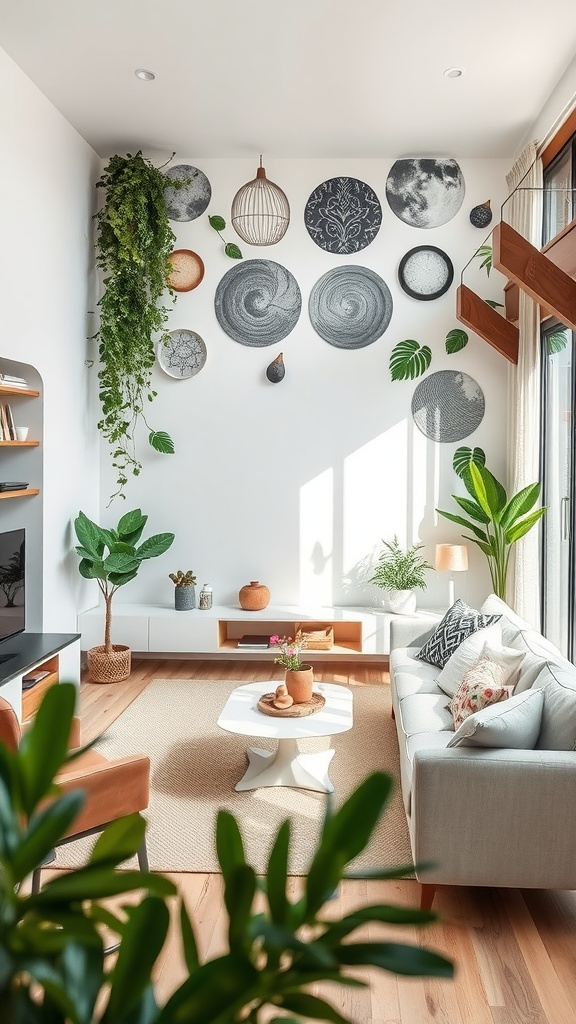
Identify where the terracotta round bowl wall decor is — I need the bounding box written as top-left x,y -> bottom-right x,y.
166,249 -> 205,292
239,581 -> 270,610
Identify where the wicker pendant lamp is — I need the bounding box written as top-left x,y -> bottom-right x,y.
231,156 -> 290,245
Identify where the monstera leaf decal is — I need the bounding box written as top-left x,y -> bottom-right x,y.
453,445 -> 486,478
389,340 -> 432,382
546,330 -> 568,355
445,329 -> 468,354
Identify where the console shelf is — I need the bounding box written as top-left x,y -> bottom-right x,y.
0,441 -> 39,447
0,489 -> 40,499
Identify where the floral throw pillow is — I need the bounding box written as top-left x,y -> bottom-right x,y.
449,656 -> 510,728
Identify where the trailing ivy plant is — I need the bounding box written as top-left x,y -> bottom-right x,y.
94,152 -> 179,502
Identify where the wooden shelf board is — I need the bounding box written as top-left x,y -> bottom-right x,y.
22,668 -> 59,719
218,639 -> 362,655
457,284 -> 519,363
0,488 -> 39,499
0,386 -> 39,398
0,440 -> 39,447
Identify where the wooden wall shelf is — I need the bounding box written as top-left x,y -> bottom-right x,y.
0,441 -> 39,447
0,386 -> 39,398
0,489 -> 40,499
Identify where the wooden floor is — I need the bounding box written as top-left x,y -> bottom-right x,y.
74,658 -> 576,1024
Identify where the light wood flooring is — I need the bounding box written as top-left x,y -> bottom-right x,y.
71,659 -> 576,1024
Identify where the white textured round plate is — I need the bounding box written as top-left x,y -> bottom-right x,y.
157,330 -> 207,379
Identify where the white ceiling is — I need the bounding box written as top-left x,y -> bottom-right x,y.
2,0 -> 576,160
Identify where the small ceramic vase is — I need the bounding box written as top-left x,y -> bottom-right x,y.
239,580 -> 270,610
285,665 -> 314,704
175,586 -> 196,611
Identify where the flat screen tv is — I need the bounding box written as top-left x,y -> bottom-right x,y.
0,529 -> 25,642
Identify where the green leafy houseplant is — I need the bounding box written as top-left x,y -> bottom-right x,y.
74,508 -> 174,655
369,536 -> 433,592
168,570 -> 197,588
0,684 -> 452,1022
94,152 -> 180,503
436,462 -> 548,599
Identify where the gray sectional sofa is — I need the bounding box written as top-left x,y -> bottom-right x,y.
389,594 -> 576,905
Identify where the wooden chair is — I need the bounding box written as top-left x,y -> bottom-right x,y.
0,695 -> 151,893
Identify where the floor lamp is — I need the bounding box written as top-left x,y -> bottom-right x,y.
435,544 -> 468,606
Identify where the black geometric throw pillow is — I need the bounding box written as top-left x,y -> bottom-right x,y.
417,599 -> 502,668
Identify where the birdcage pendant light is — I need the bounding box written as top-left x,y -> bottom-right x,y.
231,156 -> 290,245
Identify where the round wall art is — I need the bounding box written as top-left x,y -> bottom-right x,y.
411,370 -> 485,442
164,164 -> 212,222
166,249 -> 205,292
214,259 -> 302,347
157,330 -> 207,379
385,158 -> 465,228
309,266 -> 393,349
398,246 -> 454,300
304,176 -> 382,254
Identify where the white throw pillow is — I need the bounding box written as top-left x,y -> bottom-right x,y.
513,651 -> 548,693
480,594 -> 534,645
447,688 -> 544,749
437,624 -> 503,697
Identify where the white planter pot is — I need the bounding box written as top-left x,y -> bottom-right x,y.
381,589 -> 417,615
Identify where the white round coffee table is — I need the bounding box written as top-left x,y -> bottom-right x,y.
217,681 -> 353,793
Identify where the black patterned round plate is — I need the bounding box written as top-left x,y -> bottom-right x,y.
305,176 -> 382,254
309,266 -> 393,348
157,330 -> 207,379
398,246 -> 454,300
214,260 -> 302,347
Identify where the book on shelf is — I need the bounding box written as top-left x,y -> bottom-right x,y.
0,405 -> 10,441
237,634 -> 272,649
0,375 -> 28,387
4,405 -> 16,440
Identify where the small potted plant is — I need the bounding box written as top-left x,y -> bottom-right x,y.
369,535 -> 432,614
269,634 -> 313,703
169,569 -> 197,610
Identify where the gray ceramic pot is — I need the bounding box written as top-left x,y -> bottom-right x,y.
174,586 -> 196,611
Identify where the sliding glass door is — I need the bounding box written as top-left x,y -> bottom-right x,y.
541,323 -> 574,658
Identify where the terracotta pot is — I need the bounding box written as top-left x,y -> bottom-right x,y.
239,580 -> 270,611
87,644 -> 131,684
285,665 -> 314,704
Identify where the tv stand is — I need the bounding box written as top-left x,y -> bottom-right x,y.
0,632 -> 81,723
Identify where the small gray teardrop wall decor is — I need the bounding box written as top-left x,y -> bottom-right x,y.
266,352 -> 285,383
469,200 -> 492,228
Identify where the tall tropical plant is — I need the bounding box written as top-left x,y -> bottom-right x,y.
436,462 -> 547,599
0,684 -> 453,1022
94,152 -> 180,502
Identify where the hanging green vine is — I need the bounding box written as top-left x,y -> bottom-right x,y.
93,152 -> 178,501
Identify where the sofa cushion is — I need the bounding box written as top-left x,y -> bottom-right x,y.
390,646 -> 427,673
447,688 -> 544,749
448,656 -> 511,728
533,662 -> 576,750
436,623 -> 503,697
417,599 -> 501,668
397,694 -> 454,738
513,651 -> 549,693
511,629 -> 569,670
480,594 -> 534,644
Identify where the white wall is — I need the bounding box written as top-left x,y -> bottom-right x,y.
0,47 -> 100,633
100,156 -> 511,613
517,52 -> 576,155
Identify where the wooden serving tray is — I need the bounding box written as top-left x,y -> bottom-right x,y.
257,692 -> 326,718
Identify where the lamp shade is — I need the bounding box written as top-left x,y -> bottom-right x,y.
231,157 -> 290,246
435,543 -> 468,572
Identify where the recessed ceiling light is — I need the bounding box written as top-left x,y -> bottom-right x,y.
443,67 -> 464,78
135,68 -> 156,81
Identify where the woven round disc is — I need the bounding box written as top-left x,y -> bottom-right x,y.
257,692 -> 326,717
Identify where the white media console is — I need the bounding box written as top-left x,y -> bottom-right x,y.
77,603 -> 442,661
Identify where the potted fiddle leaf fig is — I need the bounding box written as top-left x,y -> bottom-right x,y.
0,683 -> 453,1022
75,508 -> 174,683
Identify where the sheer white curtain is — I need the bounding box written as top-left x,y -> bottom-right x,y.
505,142 -> 543,624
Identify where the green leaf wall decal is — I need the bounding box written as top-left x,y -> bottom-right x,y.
546,330 -> 568,354
389,340 -> 432,382
485,299 -> 504,309
149,430 -> 175,454
445,329 -> 468,354
453,446 -> 486,478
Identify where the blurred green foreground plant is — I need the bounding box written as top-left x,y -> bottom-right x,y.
0,685 -> 452,1023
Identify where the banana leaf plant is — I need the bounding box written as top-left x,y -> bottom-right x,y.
0,685 -> 453,1023
436,462 -> 548,600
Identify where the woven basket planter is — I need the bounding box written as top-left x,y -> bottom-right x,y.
87,644 -> 131,684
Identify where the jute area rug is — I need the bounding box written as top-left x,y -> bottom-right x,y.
55,679 -> 412,875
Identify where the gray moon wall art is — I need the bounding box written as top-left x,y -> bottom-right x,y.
214,259 -> 302,347
309,266 -> 393,349
304,176 -> 382,254
164,164 -> 212,222
411,370 -> 485,442
385,159 -> 465,228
